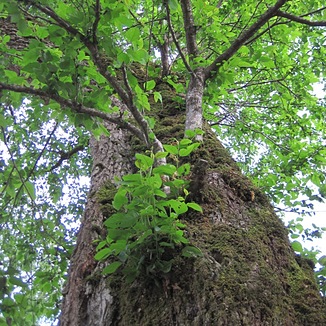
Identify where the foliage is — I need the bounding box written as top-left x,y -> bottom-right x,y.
0,0 -> 325,323
95,138 -> 202,283
0,106 -> 90,324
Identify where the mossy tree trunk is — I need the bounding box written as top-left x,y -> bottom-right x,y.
59,101 -> 326,325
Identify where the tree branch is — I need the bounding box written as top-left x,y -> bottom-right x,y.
164,0 -> 193,73
49,144 -> 86,171
1,126 -> 36,203
29,1 -> 83,37
204,0 -> 289,80
276,10 -> 326,26
28,122 -> 59,176
24,1 -> 154,141
92,0 -> 101,44
0,82 -> 147,143
180,0 -> 198,57
6,2 -> 162,151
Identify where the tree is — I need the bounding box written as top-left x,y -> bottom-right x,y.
0,0 -> 326,324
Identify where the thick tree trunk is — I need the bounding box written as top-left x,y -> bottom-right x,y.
59,121 -> 135,325
59,107 -> 326,325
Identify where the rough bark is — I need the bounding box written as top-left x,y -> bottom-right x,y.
59,121 -> 134,326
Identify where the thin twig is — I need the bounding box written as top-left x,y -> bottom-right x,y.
164,0 -> 193,73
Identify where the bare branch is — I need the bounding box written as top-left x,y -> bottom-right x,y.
28,122 -> 59,176
204,0 -> 289,80
92,0 -> 101,44
180,0 -> 198,57
228,78 -> 286,93
164,0 -> 193,73
276,10 -> 326,26
49,145 -> 86,171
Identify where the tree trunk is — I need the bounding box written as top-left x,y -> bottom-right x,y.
59,105 -> 326,325
59,121 -> 135,325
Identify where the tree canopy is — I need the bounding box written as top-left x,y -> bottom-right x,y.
0,0 -> 326,324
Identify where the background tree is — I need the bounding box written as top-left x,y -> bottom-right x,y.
0,0 -> 326,325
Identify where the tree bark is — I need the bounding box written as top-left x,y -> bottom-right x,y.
185,68 -> 205,134
59,121 -> 134,325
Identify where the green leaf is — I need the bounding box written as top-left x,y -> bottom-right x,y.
187,202 -> 203,212
135,153 -> 154,170
179,143 -> 200,156
145,80 -> 156,91
103,261 -> 122,275
179,138 -> 193,146
168,0 -> 179,11
104,212 -> 137,228
157,260 -> 172,273
153,164 -> 177,176
154,189 -> 167,198
318,256 -> 326,266
155,151 -> 168,159
24,181 -> 36,200
177,163 -> 191,176
122,173 -> 142,183
291,241 -> 303,253
125,27 -> 140,43
129,48 -> 148,64
154,91 -> 162,103
112,189 -> 128,210
185,129 -> 196,138
9,276 -> 27,288
94,248 -> 112,261
163,144 -> 178,155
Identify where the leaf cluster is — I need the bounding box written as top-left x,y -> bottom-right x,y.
95,138 -> 202,283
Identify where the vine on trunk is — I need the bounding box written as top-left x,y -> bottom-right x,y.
94,134 -> 203,283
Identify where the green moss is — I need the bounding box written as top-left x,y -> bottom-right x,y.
96,181 -> 117,217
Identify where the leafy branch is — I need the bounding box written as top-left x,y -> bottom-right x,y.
204,0 -> 289,79
0,82 -> 147,143
12,1 -> 164,153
